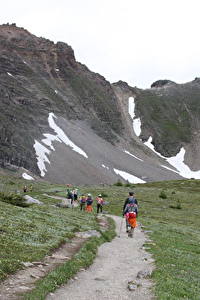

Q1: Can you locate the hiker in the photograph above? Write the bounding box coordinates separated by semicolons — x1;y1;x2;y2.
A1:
86;193;93;212
123;201;138;237
66;189;74;205
23;185;27;193
123;192;138;232
29;185;33;192
96;194;104;213
73;188;78;201
79;194;87;211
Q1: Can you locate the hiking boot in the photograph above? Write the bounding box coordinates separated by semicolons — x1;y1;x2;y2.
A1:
127;227;134;238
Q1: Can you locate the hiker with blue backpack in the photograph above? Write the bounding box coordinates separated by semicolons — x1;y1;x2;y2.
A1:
123;192;138;237
86;193;93;212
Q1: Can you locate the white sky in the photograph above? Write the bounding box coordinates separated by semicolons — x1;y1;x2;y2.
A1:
1;0;200;88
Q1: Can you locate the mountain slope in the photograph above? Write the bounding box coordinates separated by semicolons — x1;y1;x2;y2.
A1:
0;24;199;183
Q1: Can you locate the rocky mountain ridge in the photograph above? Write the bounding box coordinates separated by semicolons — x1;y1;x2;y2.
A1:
0;24;200;184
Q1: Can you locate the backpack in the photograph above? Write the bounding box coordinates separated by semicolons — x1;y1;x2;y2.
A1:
80;196;86;203
126;204;137;219
128;197;137;205
86;197;93;205
97;197;104;205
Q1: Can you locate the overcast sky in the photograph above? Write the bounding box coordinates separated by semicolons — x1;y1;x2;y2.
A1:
1;0;200;88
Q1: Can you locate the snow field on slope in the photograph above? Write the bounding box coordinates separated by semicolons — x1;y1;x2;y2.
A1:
128;97;141;137
33;113;88;177
114;168;146;183
145;137;200;179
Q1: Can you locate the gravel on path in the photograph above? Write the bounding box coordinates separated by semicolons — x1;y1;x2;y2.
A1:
46;215;154;300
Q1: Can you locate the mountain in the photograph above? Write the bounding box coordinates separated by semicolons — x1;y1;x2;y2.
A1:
0;24;199;184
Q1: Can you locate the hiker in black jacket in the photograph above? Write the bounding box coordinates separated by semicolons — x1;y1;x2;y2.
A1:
123;192;138;232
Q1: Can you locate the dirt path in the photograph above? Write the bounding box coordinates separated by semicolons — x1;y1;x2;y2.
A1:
0;215;107;300
0;237;85;300
43;194;78;207
46;216;154;300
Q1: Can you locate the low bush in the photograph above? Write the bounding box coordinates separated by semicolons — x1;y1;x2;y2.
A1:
125;182;132;187
114;180;123;187
0;192;30;207
169;199;182;209
101;192;108;198
159;190;167;199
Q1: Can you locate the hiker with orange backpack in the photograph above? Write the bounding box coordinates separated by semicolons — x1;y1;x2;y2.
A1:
86;194;93;212
123;192;138;235
123;201;138;237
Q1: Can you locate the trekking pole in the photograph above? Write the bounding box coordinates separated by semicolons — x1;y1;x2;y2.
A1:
118;217;124;238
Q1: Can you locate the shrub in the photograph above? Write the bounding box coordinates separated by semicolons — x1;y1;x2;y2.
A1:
8;181;15;185
114;180;123;187
125;182;132;187
159;190;167;199
169;199;182;209
101;192;108;198
0;192;30;207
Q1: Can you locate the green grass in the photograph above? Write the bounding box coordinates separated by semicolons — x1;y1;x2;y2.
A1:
1;174;200;299
22;217;115;300
84;180;200;300
0;176;98;282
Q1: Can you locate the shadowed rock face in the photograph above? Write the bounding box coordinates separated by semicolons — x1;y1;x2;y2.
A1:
151;79;176;88
0;24;123;175
0;24;199;183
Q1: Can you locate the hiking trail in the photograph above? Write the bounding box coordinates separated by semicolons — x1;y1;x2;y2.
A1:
47;215;154;300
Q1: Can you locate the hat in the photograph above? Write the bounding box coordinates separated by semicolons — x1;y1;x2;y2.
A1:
88;193;91;196
98;194;102;197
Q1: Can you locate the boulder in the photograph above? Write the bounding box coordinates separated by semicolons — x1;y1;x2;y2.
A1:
24;195;43;205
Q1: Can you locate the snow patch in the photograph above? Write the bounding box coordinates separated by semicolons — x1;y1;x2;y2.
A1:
102;164;109;170
55;68;59;72
23;61;27;64
144;136;163;157
41;134;61;151
33;140;51;177
144;137;200;179
167;148;200;179
128;97;142;136
128;97;135;119
7;72;13;77
124;150;143;162
133;118;141;136
22;173;34;180
55;90;58;94
160;165;179;174
33;113;88;176
113;168;146;183
48;113;88;158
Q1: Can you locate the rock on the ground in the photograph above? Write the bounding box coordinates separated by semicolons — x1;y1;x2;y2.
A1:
75;230;101;238
137;270;152;279
24;195;43;205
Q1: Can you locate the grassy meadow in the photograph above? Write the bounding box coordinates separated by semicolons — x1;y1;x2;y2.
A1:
0;174;200;299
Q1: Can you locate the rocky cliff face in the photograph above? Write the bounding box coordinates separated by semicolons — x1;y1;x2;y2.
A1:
0;24;123;173
0;24;200;183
